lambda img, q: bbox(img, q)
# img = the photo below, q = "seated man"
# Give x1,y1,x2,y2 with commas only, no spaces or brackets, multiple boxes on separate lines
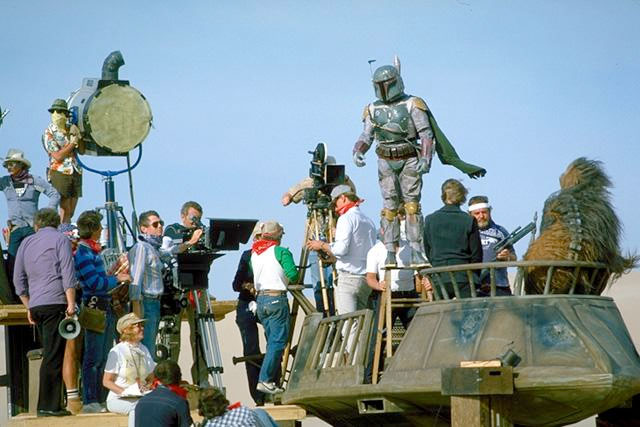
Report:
134,360,192,427
423,179,482,298
198,387,277,427
468,195,516,296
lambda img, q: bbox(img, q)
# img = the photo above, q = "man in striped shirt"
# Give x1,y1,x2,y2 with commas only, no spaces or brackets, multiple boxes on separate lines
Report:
129,210,169,359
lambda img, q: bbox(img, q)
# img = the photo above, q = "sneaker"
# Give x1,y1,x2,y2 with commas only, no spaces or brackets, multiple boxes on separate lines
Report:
81,402,106,413
256,381,285,394
66,396,83,414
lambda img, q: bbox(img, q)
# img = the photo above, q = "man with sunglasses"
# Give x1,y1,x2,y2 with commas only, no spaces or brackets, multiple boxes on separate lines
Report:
43,99,84,223
129,210,171,358
163,201,208,386
0,148,59,300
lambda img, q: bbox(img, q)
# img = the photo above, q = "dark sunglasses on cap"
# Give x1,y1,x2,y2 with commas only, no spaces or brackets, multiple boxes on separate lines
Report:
150,220,164,228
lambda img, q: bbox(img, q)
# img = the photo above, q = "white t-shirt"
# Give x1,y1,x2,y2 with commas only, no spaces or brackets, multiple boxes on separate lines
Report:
366,240,415,292
104,341,156,401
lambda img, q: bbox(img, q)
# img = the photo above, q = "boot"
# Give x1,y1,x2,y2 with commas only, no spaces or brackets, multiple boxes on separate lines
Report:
384,251,397,268
410,248,429,268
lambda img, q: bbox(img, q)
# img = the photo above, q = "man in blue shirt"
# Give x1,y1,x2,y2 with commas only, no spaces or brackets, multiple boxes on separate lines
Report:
0,148,59,300
129,210,169,358
134,360,192,427
468,195,516,296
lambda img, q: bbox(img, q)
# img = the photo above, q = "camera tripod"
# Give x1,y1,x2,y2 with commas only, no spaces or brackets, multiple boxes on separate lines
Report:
176,252,225,390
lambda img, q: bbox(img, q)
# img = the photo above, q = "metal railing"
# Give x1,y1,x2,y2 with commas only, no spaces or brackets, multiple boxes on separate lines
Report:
307,309,373,370
420,260,610,300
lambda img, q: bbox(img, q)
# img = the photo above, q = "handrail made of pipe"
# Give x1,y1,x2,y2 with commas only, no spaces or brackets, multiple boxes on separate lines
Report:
418,260,609,299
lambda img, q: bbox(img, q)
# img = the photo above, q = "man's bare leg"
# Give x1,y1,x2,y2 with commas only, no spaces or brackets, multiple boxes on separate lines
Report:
63,336,82,413
59,197,79,223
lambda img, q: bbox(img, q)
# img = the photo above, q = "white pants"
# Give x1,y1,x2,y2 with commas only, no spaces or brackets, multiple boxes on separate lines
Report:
107,397,138,427
335,272,371,358
335,272,370,314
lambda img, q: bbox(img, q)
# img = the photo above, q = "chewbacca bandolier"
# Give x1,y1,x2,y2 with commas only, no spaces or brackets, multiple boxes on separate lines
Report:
524,158,637,294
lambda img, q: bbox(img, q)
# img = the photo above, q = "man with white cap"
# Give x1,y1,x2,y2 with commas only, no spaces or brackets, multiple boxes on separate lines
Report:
307,185,376,315
232,221,265,404
0,148,59,298
468,195,516,296
250,221,298,395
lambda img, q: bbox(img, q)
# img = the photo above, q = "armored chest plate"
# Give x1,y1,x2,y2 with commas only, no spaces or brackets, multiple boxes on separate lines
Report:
371,101,416,143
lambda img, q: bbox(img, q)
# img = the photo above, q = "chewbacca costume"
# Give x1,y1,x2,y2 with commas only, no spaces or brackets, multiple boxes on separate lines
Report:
524,158,637,294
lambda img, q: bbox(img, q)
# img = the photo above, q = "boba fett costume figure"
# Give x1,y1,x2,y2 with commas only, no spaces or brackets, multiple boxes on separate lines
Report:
353,61,486,267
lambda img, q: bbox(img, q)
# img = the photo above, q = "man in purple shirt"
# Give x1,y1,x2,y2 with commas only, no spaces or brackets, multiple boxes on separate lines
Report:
14,208,77,417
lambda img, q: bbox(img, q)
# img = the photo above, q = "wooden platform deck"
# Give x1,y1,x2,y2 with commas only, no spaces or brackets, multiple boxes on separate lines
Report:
8,404,306,426
0,300,237,326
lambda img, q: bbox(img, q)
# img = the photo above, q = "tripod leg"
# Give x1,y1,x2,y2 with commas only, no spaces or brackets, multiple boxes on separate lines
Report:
312,210,331,316
194,293,225,390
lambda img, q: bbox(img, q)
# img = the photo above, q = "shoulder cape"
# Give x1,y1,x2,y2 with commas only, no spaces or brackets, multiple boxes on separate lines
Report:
427,110,486,178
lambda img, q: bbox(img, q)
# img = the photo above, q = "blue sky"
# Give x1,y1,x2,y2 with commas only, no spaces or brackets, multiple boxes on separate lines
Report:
2,1,639,300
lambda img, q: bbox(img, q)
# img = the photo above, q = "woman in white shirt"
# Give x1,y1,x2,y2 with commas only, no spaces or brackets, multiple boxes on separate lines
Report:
103,313,156,424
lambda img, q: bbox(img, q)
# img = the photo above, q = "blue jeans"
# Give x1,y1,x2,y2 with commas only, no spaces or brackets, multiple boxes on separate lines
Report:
236,299,265,404
256,294,290,383
142,298,161,359
82,307,116,404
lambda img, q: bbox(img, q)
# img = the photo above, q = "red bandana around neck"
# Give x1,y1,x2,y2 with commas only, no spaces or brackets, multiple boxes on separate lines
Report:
252,239,277,255
336,199,363,216
79,238,102,254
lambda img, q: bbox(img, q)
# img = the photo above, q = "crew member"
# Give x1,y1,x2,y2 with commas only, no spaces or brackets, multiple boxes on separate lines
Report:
134,361,193,427
0,148,60,298
307,185,376,316
43,99,84,223
14,208,76,417
352,61,485,268
232,222,265,405
423,179,482,298
163,201,207,385
129,210,169,358
280,160,353,315
468,195,516,296
366,208,418,327
251,221,298,395
198,387,278,427
75,210,132,413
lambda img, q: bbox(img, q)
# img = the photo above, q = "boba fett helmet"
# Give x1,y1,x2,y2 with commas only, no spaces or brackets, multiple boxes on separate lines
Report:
372,65,405,102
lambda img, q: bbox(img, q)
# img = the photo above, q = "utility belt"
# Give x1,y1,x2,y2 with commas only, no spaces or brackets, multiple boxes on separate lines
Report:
257,290,287,297
375,142,417,160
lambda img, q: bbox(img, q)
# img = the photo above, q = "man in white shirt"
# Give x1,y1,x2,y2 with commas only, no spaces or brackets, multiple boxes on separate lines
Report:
307,185,376,315
366,217,419,328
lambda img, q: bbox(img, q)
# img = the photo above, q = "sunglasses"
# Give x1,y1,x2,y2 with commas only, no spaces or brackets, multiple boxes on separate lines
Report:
53,109,70,116
5,162,20,169
150,220,164,228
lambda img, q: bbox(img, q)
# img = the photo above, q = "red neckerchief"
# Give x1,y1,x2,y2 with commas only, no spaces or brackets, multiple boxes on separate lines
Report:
228,402,242,410
79,238,102,254
336,199,363,216
252,239,277,255
150,379,188,399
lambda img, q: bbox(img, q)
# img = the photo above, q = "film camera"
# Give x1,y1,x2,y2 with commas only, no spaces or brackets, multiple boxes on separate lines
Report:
303,142,345,210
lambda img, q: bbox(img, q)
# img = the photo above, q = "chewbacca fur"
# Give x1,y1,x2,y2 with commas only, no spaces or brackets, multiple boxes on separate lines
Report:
524,158,638,294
